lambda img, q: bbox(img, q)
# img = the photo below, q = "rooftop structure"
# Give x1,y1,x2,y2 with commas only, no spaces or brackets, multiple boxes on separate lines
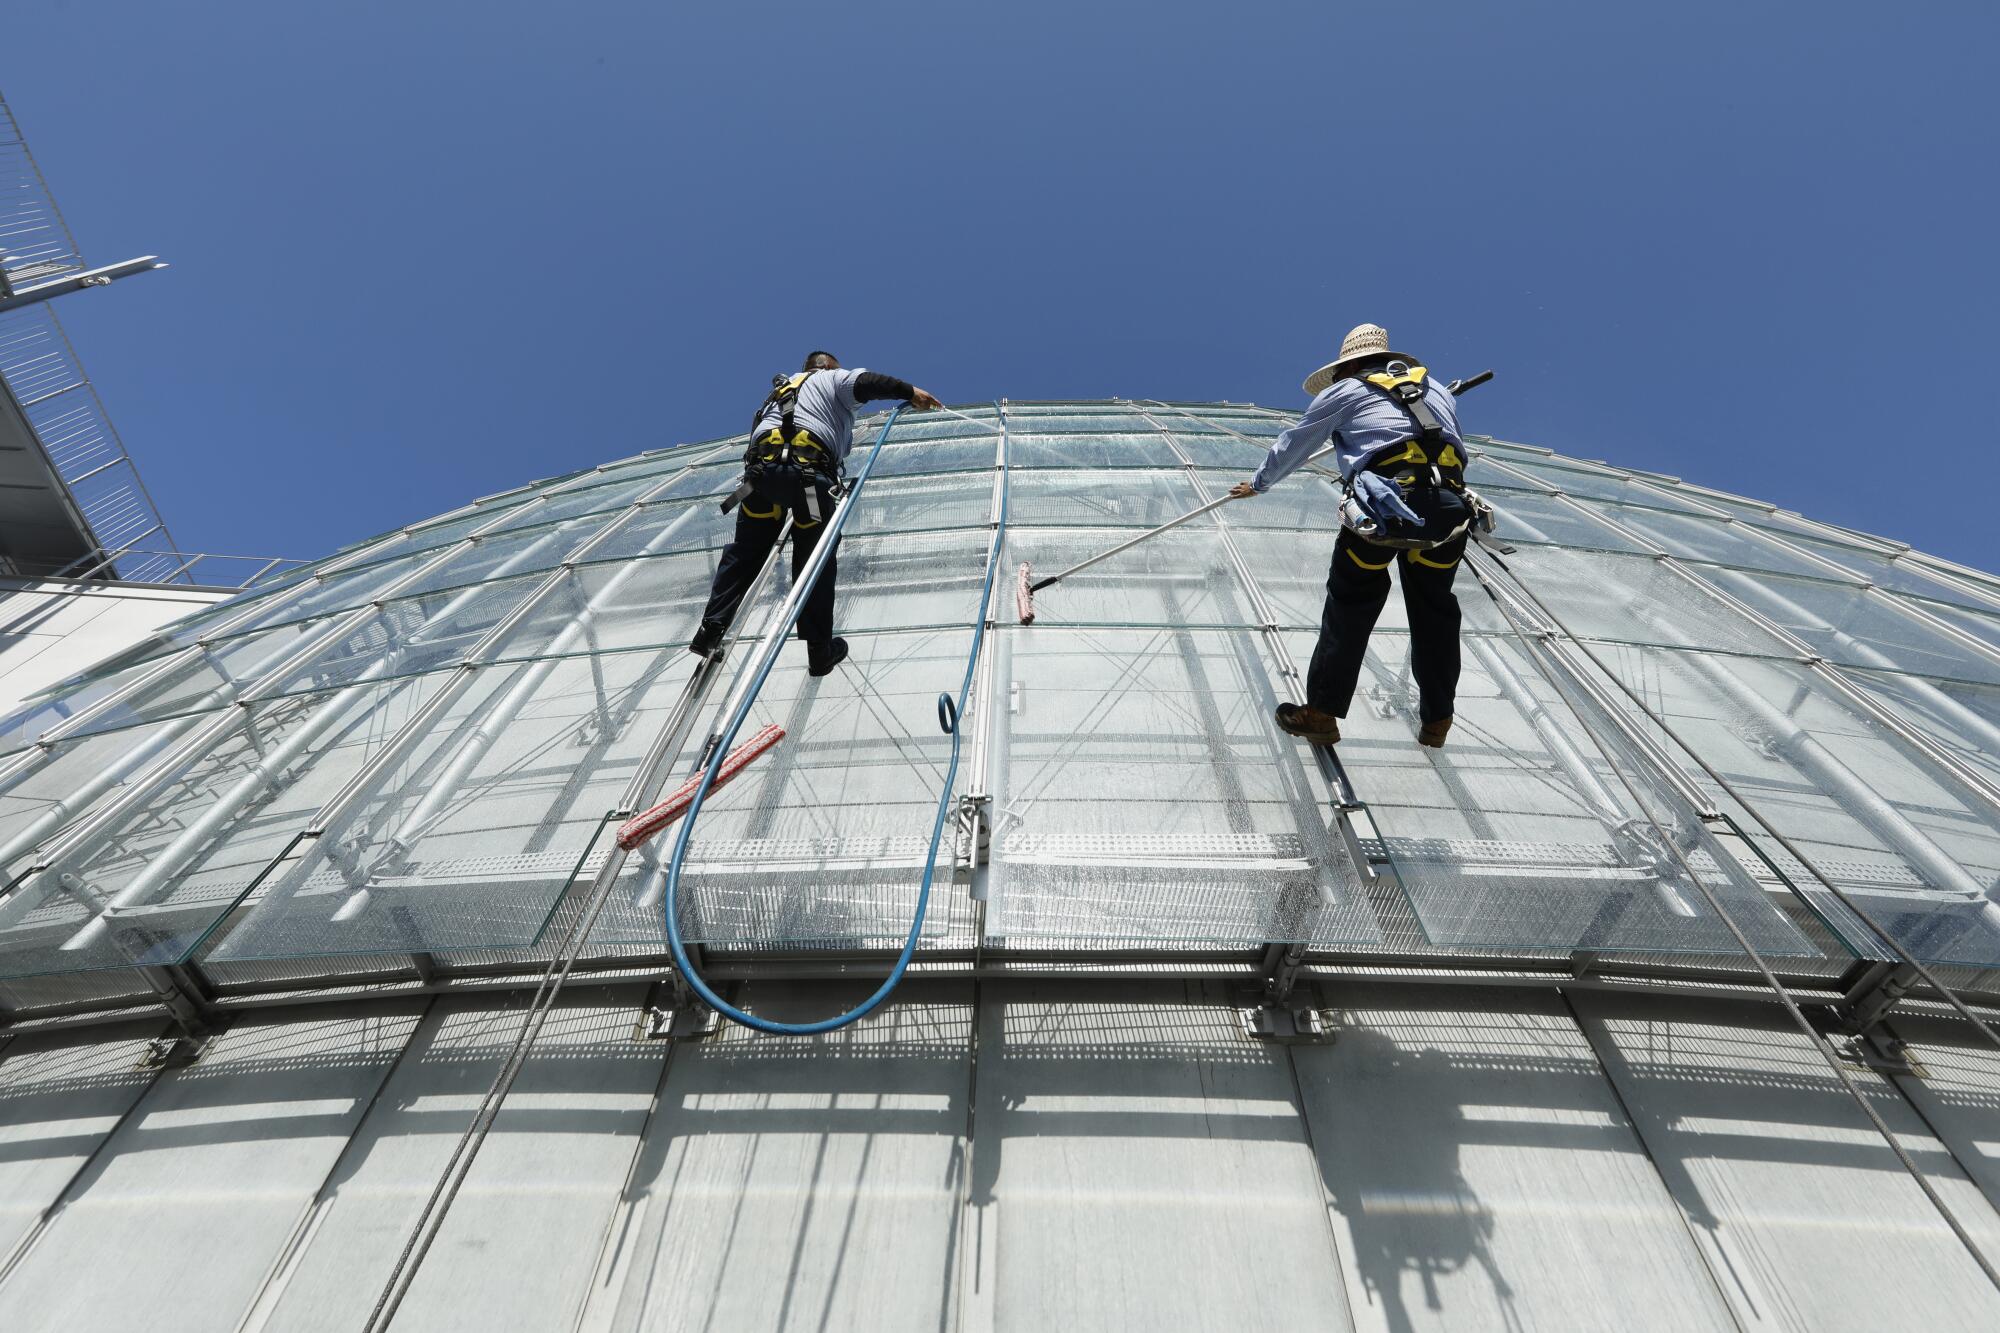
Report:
0,91,179,583
2,402,1999,1329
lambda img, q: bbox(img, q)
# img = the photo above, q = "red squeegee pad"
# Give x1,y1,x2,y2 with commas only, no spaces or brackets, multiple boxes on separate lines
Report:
1016,562,1036,624
616,723,786,851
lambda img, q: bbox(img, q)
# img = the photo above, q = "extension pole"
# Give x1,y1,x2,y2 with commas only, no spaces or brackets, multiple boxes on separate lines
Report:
1025,370,1495,603
1029,488,1250,593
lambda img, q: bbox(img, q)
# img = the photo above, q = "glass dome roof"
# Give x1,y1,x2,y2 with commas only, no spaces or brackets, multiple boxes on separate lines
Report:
3,400,1999,1018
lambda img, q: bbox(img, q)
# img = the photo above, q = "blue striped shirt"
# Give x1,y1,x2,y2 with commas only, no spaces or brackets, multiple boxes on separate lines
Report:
1250,374,1465,492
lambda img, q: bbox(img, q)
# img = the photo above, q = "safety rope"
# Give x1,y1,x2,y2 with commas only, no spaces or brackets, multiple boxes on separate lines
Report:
1474,549,2000,1056
660,402,1007,1035
1467,551,2000,1293
360,516,800,1333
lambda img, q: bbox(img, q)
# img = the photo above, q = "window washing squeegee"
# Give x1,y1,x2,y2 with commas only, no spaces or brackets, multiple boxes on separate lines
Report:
616,723,786,850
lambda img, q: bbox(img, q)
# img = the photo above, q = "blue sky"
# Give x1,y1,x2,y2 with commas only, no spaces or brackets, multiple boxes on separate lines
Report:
7,1,1997,568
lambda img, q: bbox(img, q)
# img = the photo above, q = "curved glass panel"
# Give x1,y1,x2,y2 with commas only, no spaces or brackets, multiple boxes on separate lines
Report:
3,400,1994,1003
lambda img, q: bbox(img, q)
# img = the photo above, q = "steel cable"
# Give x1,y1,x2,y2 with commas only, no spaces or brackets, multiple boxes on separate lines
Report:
1469,551,2000,1293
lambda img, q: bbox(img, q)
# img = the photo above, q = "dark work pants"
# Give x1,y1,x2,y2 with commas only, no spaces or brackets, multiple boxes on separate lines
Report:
698,499,840,647
1306,525,1466,724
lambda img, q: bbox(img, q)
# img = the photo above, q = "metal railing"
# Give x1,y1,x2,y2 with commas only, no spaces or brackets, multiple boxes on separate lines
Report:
35,545,308,590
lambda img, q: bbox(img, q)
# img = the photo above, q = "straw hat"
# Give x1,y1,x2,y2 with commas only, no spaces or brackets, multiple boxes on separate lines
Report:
1302,323,1413,396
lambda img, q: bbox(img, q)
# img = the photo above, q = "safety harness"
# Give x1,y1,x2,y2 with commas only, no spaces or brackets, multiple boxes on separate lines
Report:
721,371,844,527
1339,360,1496,552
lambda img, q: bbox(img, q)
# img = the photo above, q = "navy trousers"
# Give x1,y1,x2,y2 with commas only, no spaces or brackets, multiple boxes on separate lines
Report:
697,495,840,648
1306,491,1466,724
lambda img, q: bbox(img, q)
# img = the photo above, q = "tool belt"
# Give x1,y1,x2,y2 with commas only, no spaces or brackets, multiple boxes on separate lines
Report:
722,432,841,527
1336,359,1494,550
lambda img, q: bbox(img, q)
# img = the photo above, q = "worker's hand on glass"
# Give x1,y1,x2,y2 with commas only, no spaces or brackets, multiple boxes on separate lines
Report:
1229,481,1258,499
910,389,942,411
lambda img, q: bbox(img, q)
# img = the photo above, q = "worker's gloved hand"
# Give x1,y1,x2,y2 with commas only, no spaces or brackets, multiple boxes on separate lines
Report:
910,389,942,410
1354,472,1423,530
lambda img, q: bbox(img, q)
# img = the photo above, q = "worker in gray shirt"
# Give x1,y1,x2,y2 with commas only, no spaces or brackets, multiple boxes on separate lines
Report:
693,350,940,675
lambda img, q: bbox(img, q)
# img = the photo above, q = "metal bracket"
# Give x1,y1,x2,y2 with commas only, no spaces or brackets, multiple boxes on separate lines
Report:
140,964,219,1038
641,945,723,1040
138,1030,217,1070
1241,943,1334,1043
1829,1028,1925,1078
637,1003,721,1041
0,255,165,313
953,793,991,882
1240,998,1330,1042
1837,961,1922,1036
1332,802,1395,885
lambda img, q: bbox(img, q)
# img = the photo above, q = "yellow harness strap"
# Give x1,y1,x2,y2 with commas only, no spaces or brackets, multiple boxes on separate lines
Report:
1363,364,1464,471
1345,547,1395,571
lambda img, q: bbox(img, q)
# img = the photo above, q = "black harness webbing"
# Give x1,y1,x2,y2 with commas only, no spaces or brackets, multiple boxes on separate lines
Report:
722,370,842,526
1340,360,1490,550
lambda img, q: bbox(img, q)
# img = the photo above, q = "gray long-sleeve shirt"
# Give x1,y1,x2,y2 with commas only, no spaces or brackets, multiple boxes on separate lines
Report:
753,368,868,461
751,367,916,463
1250,373,1465,492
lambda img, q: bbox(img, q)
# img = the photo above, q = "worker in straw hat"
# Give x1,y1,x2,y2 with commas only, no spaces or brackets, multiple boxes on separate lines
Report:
1229,323,1476,749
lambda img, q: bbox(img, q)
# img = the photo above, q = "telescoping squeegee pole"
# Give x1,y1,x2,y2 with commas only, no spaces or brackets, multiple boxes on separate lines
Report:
1018,370,1495,619
1028,486,1255,594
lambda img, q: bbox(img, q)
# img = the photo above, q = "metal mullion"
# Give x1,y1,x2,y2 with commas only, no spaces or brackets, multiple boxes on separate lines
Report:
0,513,487,806
6,452,730,860
1703,513,2000,638
1545,490,2000,819
8,487,684,937
1907,550,2000,600
1686,524,2000,676
1133,404,1380,885
955,406,1010,919
9,503,551,879
1139,402,1387,985
963,402,1009,806
1866,593,2000,672
1871,560,2000,621
1466,554,1720,819
1479,547,2000,1040
299,474,688,837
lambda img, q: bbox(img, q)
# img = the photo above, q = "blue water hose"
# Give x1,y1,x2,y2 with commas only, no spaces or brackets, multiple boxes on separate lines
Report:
660,402,1008,1034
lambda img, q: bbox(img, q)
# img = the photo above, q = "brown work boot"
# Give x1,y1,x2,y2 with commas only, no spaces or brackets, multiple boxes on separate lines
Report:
1274,703,1340,745
1417,717,1453,748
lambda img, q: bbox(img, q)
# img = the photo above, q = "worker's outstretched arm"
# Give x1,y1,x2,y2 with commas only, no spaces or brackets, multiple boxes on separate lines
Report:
1229,389,1346,498
854,371,941,410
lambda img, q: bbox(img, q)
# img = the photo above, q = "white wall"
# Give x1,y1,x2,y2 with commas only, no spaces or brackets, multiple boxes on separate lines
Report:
0,577,228,718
